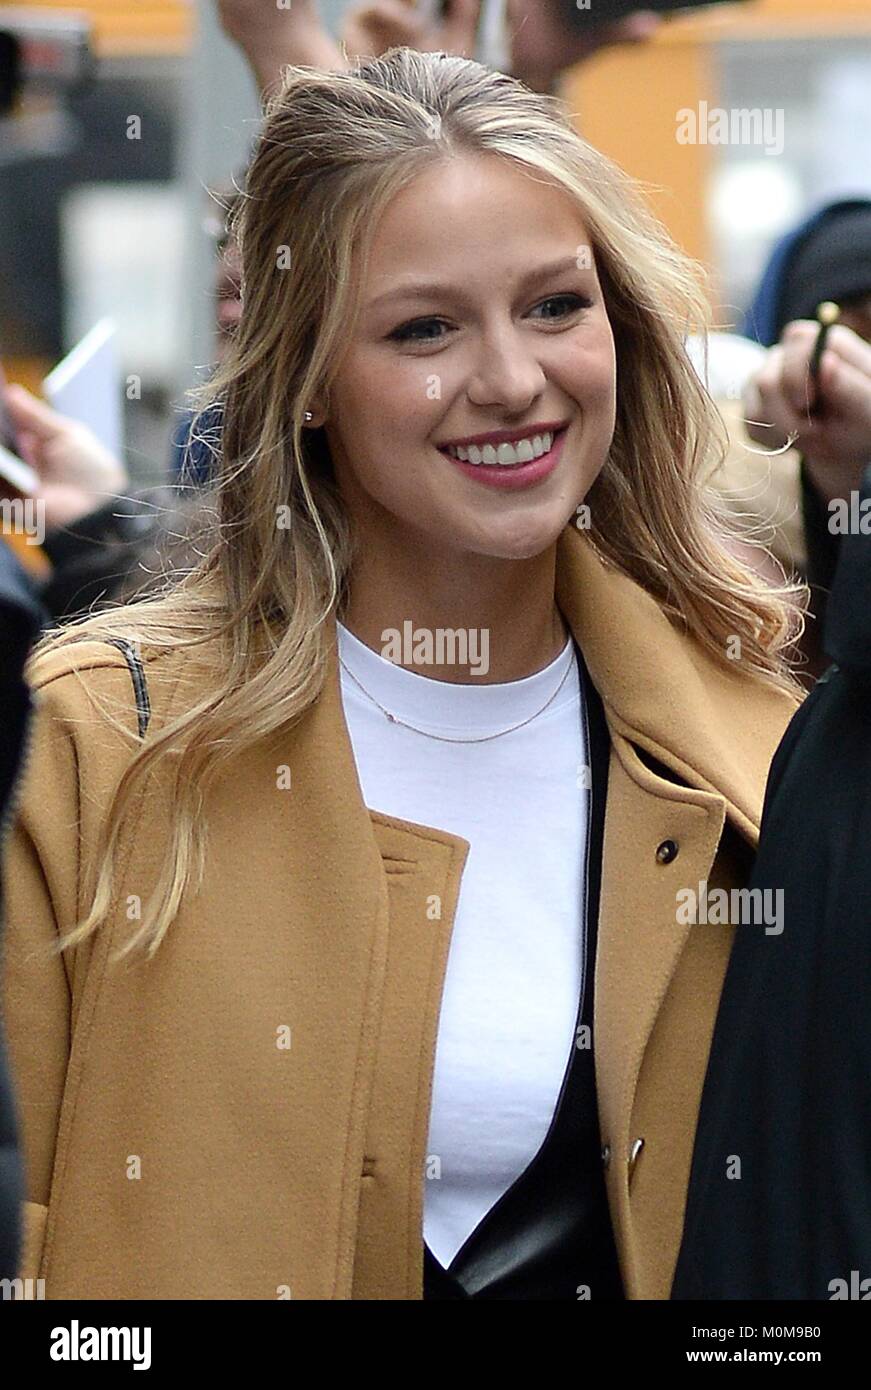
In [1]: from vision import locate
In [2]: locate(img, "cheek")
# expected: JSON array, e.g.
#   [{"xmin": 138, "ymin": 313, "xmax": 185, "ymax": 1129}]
[
  {"xmin": 585, "ymin": 356, "xmax": 617, "ymax": 412},
  {"xmin": 337, "ymin": 355, "xmax": 447, "ymax": 480},
  {"xmin": 556, "ymin": 326, "xmax": 616, "ymax": 408},
  {"xmin": 342, "ymin": 352, "xmax": 439, "ymax": 441},
  {"xmin": 329, "ymin": 354, "xmax": 440, "ymax": 511}
]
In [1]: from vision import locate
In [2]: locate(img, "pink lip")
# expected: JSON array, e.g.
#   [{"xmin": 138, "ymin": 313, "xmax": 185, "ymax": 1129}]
[{"xmin": 439, "ymin": 427, "xmax": 569, "ymax": 490}]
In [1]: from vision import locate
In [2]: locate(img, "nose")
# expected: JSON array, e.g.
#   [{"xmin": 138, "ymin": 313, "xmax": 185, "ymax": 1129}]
[{"xmin": 465, "ymin": 321, "xmax": 548, "ymax": 416}]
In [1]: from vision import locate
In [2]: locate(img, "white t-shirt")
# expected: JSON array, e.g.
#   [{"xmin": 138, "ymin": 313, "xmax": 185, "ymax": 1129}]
[{"xmin": 337, "ymin": 621, "xmax": 589, "ymax": 1268}]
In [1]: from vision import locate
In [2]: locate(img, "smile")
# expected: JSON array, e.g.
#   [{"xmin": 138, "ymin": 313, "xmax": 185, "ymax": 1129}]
[
  {"xmin": 437, "ymin": 426, "xmax": 570, "ymax": 491},
  {"xmin": 444, "ymin": 430, "xmax": 556, "ymax": 468}
]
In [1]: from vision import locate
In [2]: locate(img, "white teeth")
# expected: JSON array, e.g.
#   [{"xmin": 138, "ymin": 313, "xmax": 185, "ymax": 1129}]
[
  {"xmin": 515, "ymin": 438, "xmax": 535, "ymax": 463},
  {"xmin": 445, "ymin": 430, "xmax": 555, "ymax": 466}
]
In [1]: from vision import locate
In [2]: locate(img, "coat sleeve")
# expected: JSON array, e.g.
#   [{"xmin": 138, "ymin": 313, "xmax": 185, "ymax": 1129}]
[
  {"xmin": 0, "ymin": 659, "xmax": 103, "ymax": 1288},
  {"xmin": 1, "ymin": 639, "xmax": 158, "ymax": 1292}
]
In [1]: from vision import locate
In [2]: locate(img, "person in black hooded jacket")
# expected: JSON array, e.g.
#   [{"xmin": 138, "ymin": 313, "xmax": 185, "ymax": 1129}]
[
  {"xmin": 672, "ymin": 458, "xmax": 871, "ymax": 1300},
  {"xmin": 740, "ymin": 198, "xmax": 871, "ymax": 681}
]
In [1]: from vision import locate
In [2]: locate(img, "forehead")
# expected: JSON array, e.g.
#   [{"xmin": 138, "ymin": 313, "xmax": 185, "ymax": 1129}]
[{"xmin": 363, "ymin": 153, "xmax": 594, "ymax": 295}]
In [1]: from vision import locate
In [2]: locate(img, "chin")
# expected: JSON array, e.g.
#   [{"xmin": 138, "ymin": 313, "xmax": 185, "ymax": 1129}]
[{"xmin": 474, "ymin": 521, "xmax": 566, "ymax": 563}]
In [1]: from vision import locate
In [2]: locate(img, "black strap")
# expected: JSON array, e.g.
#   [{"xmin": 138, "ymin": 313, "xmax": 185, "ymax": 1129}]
[{"xmin": 103, "ymin": 638, "xmax": 151, "ymax": 738}]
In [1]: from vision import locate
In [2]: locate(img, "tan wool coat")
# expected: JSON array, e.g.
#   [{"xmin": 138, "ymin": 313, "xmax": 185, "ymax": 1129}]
[{"xmin": 1, "ymin": 526, "xmax": 802, "ymax": 1299}]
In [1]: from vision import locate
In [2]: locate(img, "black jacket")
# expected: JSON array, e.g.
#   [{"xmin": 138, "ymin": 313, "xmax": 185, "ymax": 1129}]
[{"xmin": 672, "ymin": 463, "xmax": 871, "ymax": 1300}]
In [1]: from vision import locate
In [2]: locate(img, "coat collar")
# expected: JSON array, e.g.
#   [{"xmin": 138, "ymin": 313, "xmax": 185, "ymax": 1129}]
[{"xmin": 553, "ymin": 526, "xmax": 802, "ymax": 840}]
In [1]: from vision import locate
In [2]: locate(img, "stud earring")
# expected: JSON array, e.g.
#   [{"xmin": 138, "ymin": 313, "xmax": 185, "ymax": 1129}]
[{"xmin": 304, "ymin": 411, "xmax": 313, "ymax": 423}]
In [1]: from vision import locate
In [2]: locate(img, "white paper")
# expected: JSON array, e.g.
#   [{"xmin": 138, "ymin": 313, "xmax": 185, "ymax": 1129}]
[{"xmin": 42, "ymin": 317, "xmax": 123, "ymax": 460}]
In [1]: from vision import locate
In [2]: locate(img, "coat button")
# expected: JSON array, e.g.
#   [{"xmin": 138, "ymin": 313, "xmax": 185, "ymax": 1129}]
[
  {"xmin": 601, "ymin": 1143, "xmax": 611, "ymax": 1169},
  {"xmin": 628, "ymin": 1137, "xmax": 645, "ymax": 1186},
  {"xmin": 655, "ymin": 839, "xmax": 679, "ymax": 864}
]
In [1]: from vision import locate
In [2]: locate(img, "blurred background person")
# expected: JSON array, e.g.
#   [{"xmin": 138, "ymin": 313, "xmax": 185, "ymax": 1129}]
[
  {"xmin": 741, "ymin": 201, "xmax": 871, "ymax": 659},
  {"xmin": 216, "ymin": 0, "xmax": 664, "ymax": 97},
  {"xmin": 1, "ymin": 384, "xmax": 171, "ymax": 618},
  {"xmin": 168, "ymin": 186, "xmax": 242, "ymax": 487},
  {"xmin": 688, "ymin": 202, "xmax": 871, "ymax": 676},
  {"xmin": 695, "ymin": 201, "xmax": 871, "ymax": 679}
]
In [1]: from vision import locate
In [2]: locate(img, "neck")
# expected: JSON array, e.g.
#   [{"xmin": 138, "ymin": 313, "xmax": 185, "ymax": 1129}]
[{"xmin": 339, "ymin": 533, "xmax": 569, "ymax": 685}]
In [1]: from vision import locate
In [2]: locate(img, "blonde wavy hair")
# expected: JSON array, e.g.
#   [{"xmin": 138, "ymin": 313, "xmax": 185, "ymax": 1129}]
[{"xmin": 38, "ymin": 47, "xmax": 805, "ymax": 957}]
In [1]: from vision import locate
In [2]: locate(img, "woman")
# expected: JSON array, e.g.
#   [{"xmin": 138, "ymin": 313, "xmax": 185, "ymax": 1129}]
[{"xmin": 2, "ymin": 48, "xmax": 804, "ymax": 1300}]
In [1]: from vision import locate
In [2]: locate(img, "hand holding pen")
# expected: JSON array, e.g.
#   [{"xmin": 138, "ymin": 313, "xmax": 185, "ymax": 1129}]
[
  {"xmin": 808, "ymin": 300, "xmax": 841, "ymax": 415},
  {"xmin": 743, "ymin": 312, "xmax": 871, "ymax": 506}
]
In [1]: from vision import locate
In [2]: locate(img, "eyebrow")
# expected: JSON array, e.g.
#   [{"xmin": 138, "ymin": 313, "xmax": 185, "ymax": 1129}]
[{"xmin": 366, "ymin": 255, "xmax": 592, "ymax": 311}]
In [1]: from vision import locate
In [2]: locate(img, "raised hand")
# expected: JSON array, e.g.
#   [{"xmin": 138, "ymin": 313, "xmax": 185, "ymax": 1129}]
[{"xmin": 3, "ymin": 384, "xmax": 128, "ymax": 530}]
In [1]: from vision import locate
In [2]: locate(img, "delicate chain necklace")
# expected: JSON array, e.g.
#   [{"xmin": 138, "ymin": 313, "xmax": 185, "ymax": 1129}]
[{"xmin": 338, "ymin": 646, "xmax": 575, "ymax": 745}]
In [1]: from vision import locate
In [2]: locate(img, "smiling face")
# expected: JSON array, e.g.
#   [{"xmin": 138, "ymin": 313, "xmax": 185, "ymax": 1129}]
[{"xmin": 318, "ymin": 152, "xmax": 617, "ymax": 566}]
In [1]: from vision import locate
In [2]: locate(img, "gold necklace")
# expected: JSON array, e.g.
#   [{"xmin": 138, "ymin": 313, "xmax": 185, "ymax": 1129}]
[{"xmin": 337, "ymin": 649, "xmax": 575, "ymax": 745}]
